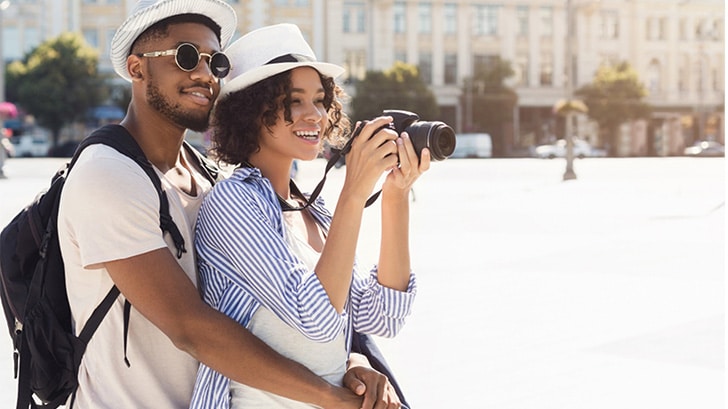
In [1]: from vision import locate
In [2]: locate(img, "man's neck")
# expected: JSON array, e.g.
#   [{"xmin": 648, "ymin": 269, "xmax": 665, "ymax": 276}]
[{"xmin": 119, "ymin": 109, "xmax": 186, "ymax": 173}]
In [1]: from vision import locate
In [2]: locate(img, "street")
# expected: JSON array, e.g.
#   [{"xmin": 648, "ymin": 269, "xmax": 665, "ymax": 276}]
[{"xmin": 0, "ymin": 156, "xmax": 724, "ymax": 408}]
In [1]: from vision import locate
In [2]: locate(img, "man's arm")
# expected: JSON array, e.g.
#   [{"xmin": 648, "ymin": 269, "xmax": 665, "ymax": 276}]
[{"xmin": 105, "ymin": 248, "xmax": 361, "ymax": 409}]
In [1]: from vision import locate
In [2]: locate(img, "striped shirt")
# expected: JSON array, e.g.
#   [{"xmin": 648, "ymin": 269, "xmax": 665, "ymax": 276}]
[{"xmin": 190, "ymin": 166, "xmax": 417, "ymax": 408}]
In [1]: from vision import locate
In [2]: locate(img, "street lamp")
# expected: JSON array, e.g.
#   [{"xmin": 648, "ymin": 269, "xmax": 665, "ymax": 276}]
[
  {"xmin": 562, "ymin": 0, "xmax": 577, "ymax": 181},
  {"xmin": 0, "ymin": 0, "xmax": 10, "ymax": 103},
  {"xmin": 0, "ymin": 0, "xmax": 10, "ymax": 178}
]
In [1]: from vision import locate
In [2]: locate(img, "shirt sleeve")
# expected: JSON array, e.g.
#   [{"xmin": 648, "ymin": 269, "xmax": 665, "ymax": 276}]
[
  {"xmin": 60, "ymin": 145, "xmax": 166, "ymax": 268},
  {"xmin": 195, "ymin": 177, "xmax": 346, "ymax": 342},
  {"xmin": 349, "ymin": 266, "xmax": 417, "ymax": 338}
]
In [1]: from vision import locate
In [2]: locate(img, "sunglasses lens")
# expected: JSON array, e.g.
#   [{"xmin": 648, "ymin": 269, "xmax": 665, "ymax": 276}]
[
  {"xmin": 176, "ymin": 44, "xmax": 200, "ymax": 71},
  {"xmin": 210, "ymin": 53, "xmax": 231, "ymax": 78}
]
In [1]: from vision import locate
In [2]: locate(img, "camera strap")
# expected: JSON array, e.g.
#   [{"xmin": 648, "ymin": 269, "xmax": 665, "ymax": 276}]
[{"xmin": 277, "ymin": 147, "xmax": 381, "ymax": 212}]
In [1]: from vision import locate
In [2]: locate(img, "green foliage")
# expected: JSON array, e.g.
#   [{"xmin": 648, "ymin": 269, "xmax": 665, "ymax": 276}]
[
  {"xmin": 462, "ymin": 57, "xmax": 517, "ymax": 156},
  {"xmin": 575, "ymin": 61, "xmax": 651, "ymax": 154},
  {"xmin": 351, "ymin": 62, "xmax": 439, "ymax": 124},
  {"xmin": 7, "ymin": 32, "xmax": 106, "ymax": 145}
]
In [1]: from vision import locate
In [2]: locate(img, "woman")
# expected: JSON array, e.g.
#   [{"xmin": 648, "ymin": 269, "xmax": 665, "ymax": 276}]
[{"xmin": 191, "ymin": 23, "xmax": 429, "ymax": 408}]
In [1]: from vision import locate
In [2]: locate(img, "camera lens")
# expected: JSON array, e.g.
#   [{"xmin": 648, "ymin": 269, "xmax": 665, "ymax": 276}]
[{"xmin": 406, "ymin": 121, "xmax": 456, "ymax": 161}]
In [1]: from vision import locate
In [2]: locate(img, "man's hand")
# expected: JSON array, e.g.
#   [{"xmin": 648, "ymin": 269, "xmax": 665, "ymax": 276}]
[{"xmin": 343, "ymin": 353, "xmax": 402, "ymax": 409}]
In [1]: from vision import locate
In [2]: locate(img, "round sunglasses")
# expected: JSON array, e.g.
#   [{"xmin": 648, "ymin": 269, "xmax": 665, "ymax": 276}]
[{"xmin": 139, "ymin": 43, "xmax": 231, "ymax": 79}]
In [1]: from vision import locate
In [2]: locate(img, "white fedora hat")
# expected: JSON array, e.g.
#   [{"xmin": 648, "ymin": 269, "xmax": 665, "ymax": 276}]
[
  {"xmin": 110, "ymin": 0, "xmax": 237, "ymax": 82},
  {"xmin": 219, "ymin": 23, "xmax": 344, "ymax": 99}
]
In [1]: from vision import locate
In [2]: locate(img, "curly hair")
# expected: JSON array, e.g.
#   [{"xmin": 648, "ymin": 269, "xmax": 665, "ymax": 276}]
[{"xmin": 210, "ymin": 69, "xmax": 351, "ymax": 166}]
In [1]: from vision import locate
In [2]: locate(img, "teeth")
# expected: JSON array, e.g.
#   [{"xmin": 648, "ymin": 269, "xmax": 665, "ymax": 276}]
[
  {"xmin": 191, "ymin": 92, "xmax": 207, "ymax": 99},
  {"xmin": 296, "ymin": 131, "xmax": 319, "ymax": 139}
]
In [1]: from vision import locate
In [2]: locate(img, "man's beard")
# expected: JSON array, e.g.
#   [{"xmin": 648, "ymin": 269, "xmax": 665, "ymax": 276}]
[{"xmin": 146, "ymin": 81, "xmax": 210, "ymax": 132}]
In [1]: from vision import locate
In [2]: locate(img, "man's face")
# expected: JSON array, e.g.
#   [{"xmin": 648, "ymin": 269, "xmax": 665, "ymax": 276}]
[{"xmin": 140, "ymin": 23, "xmax": 222, "ymax": 132}]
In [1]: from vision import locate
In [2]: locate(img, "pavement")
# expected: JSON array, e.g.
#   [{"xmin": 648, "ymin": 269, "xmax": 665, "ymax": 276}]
[{"xmin": 0, "ymin": 156, "xmax": 725, "ymax": 408}]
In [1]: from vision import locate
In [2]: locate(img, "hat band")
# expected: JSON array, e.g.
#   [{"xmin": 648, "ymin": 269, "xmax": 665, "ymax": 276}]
[{"xmin": 266, "ymin": 53, "xmax": 316, "ymax": 65}]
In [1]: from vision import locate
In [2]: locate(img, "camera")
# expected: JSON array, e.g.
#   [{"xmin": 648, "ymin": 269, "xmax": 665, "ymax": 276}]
[{"xmin": 343, "ymin": 110, "xmax": 456, "ymax": 162}]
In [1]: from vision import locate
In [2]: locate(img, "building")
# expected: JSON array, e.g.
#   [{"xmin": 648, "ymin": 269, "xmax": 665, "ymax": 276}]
[{"xmin": 1, "ymin": 0, "xmax": 724, "ymax": 155}]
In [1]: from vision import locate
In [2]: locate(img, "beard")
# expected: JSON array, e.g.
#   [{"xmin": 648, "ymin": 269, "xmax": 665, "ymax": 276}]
[{"xmin": 146, "ymin": 80, "xmax": 210, "ymax": 132}]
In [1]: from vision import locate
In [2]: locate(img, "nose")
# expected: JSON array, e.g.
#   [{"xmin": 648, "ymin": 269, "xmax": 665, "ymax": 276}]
[
  {"xmin": 303, "ymin": 102, "xmax": 325, "ymax": 122},
  {"xmin": 191, "ymin": 53, "xmax": 216, "ymax": 84}
]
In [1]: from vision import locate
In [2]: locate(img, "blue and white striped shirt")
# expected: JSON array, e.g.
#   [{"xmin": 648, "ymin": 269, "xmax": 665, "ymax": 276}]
[{"xmin": 190, "ymin": 166, "xmax": 417, "ymax": 408}]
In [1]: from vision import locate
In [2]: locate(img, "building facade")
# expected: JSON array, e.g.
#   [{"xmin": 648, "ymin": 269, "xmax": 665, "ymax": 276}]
[{"xmin": 1, "ymin": 0, "xmax": 724, "ymax": 155}]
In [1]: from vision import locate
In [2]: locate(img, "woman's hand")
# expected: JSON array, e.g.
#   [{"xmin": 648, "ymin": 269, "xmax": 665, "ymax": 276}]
[
  {"xmin": 341, "ymin": 116, "xmax": 400, "ymax": 205},
  {"xmin": 382, "ymin": 131, "xmax": 431, "ymax": 197}
]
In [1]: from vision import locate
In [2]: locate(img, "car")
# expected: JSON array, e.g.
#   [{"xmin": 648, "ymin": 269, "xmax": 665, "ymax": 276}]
[
  {"xmin": 683, "ymin": 141, "xmax": 724, "ymax": 157},
  {"xmin": 534, "ymin": 138, "xmax": 605, "ymax": 159},
  {"xmin": 450, "ymin": 133, "xmax": 492, "ymax": 158},
  {"xmin": 10, "ymin": 133, "xmax": 51, "ymax": 157}
]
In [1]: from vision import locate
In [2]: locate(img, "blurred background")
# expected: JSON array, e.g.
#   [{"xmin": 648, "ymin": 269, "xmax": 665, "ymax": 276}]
[{"xmin": 0, "ymin": 0, "xmax": 725, "ymax": 163}]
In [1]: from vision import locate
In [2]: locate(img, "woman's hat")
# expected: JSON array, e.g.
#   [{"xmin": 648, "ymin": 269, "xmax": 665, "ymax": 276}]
[
  {"xmin": 110, "ymin": 0, "xmax": 237, "ymax": 82},
  {"xmin": 219, "ymin": 23, "xmax": 344, "ymax": 99}
]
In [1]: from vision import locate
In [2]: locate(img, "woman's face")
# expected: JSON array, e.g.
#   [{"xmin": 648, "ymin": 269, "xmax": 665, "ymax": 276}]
[{"xmin": 261, "ymin": 66, "xmax": 329, "ymax": 162}]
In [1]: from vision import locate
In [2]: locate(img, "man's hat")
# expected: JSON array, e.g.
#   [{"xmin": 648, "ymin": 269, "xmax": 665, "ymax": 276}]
[
  {"xmin": 220, "ymin": 23, "xmax": 344, "ymax": 99},
  {"xmin": 110, "ymin": 0, "xmax": 237, "ymax": 81}
]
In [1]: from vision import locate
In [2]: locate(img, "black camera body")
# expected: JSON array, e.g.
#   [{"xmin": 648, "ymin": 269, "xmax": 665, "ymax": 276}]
[{"xmin": 343, "ymin": 110, "xmax": 456, "ymax": 162}]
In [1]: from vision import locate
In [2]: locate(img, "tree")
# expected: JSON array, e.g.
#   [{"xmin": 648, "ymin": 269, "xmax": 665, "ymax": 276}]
[
  {"xmin": 461, "ymin": 57, "xmax": 518, "ymax": 157},
  {"xmin": 6, "ymin": 33, "xmax": 106, "ymax": 147},
  {"xmin": 575, "ymin": 61, "xmax": 651, "ymax": 156},
  {"xmin": 350, "ymin": 62, "xmax": 439, "ymax": 124}
]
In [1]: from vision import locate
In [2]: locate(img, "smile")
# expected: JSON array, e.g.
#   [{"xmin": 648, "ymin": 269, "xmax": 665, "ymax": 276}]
[{"xmin": 295, "ymin": 130, "xmax": 320, "ymax": 141}]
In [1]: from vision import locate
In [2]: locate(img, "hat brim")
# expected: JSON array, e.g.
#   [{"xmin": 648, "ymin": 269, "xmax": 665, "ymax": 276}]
[
  {"xmin": 219, "ymin": 62, "xmax": 345, "ymax": 99},
  {"xmin": 110, "ymin": 0, "xmax": 237, "ymax": 82}
]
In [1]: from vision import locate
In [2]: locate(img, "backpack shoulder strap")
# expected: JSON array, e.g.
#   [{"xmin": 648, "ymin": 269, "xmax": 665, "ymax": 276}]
[{"xmin": 73, "ymin": 125, "xmax": 186, "ymax": 258}]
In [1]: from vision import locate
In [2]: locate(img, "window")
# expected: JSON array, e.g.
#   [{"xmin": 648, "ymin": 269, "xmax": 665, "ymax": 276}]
[
  {"xmin": 274, "ymin": 0, "xmax": 288, "ymax": 6},
  {"xmin": 394, "ymin": 2, "xmax": 406, "ymax": 34},
  {"xmin": 419, "ymin": 52, "xmax": 432, "ymax": 84},
  {"xmin": 712, "ymin": 68, "xmax": 720, "ymax": 91},
  {"xmin": 516, "ymin": 6, "xmax": 529, "ymax": 37},
  {"xmin": 444, "ymin": 53, "xmax": 457, "ymax": 85},
  {"xmin": 343, "ymin": 49, "xmax": 367, "ymax": 82},
  {"xmin": 646, "ymin": 59, "xmax": 661, "ymax": 93},
  {"xmin": 540, "ymin": 6, "xmax": 553, "ymax": 37},
  {"xmin": 2, "ymin": 27, "xmax": 21, "ymax": 60},
  {"xmin": 344, "ymin": 2, "xmax": 366, "ymax": 33},
  {"xmin": 418, "ymin": 3, "xmax": 432, "ymax": 34},
  {"xmin": 678, "ymin": 18, "xmax": 688, "ymax": 40},
  {"xmin": 343, "ymin": 7, "xmax": 351, "ymax": 32},
  {"xmin": 647, "ymin": 17, "xmax": 666, "ymax": 40},
  {"xmin": 540, "ymin": 53, "xmax": 552, "ymax": 86},
  {"xmin": 83, "ymin": 29, "xmax": 99, "ymax": 49},
  {"xmin": 514, "ymin": 54, "xmax": 529, "ymax": 86},
  {"xmin": 444, "ymin": 3, "xmax": 457, "ymax": 35},
  {"xmin": 678, "ymin": 66, "xmax": 687, "ymax": 92},
  {"xmin": 25, "ymin": 27, "xmax": 40, "ymax": 50},
  {"xmin": 394, "ymin": 51, "xmax": 407, "ymax": 64},
  {"xmin": 474, "ymin": 5, "xmax": 498, "ymax": 36},
  {"xmin": 600, "ymin": 10, "xmax": 619, "ymax": 39},
  {"xmin": 294, "ymin": 0, "xmax": 309, "ymax": 7},
  {"xmin": 355, "ymin": 6, "xmax": 366, "ymax": 32}
]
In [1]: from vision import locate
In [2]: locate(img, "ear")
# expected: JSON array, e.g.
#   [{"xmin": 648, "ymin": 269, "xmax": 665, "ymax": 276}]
[{"xmin": 126, "ymin": 55, "xmax": 144, "ymax": 81}]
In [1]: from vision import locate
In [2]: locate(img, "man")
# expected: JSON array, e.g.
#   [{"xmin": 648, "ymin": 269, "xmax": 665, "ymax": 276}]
[{"xmin": 57, "ymin": 0, "xmax": 399, "ymax": 407}]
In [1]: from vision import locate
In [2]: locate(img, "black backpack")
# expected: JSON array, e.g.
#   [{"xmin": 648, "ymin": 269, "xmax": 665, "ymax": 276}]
[{"xmin": 0, "ymin": 124, "xmax": 220, "ymax": 409}]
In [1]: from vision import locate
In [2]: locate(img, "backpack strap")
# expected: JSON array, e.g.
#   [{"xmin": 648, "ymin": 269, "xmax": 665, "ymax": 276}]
[{"xmin": 75, "ymin": 125, "xmax": 187, "ymax": 258}]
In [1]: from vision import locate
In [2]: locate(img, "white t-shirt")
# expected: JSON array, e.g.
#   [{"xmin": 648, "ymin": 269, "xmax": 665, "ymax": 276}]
[{"xmin": 58, "ymin": 144, "xmax": 211, "ymax": 409}]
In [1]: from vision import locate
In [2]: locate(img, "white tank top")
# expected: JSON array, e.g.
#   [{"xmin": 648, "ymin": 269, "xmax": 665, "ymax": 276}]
[{"xmin": 229, "ymin": 212, "xmax": 347, "ymax": 408}]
